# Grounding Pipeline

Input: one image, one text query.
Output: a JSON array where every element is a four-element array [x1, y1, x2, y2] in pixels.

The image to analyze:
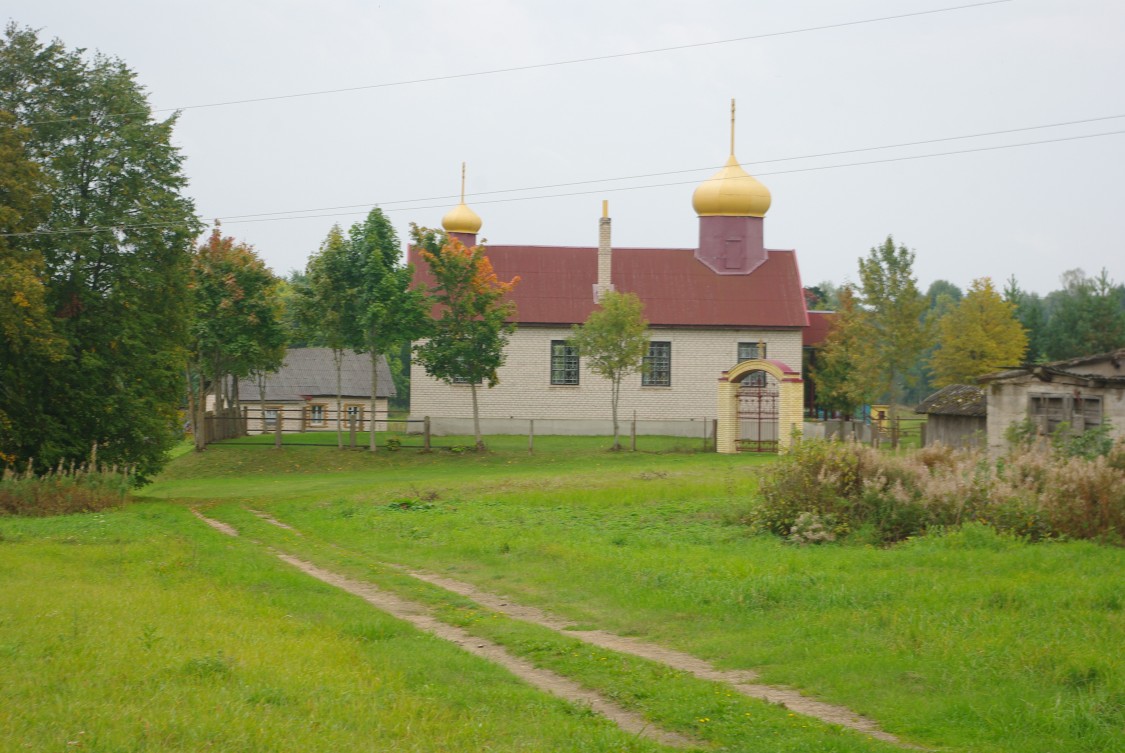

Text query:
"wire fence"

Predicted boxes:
[[806, 416, 929, 449], [202, 407, 928, 453], [200, 408, 718, 453]]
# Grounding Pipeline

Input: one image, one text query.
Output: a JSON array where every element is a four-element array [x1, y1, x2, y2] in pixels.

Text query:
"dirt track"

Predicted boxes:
[[196, 509, 915, 749], [195, 510, 698, 749]]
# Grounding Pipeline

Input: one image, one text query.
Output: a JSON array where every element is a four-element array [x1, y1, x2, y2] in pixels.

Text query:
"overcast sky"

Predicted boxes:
[[7, 0, 1124, 295]]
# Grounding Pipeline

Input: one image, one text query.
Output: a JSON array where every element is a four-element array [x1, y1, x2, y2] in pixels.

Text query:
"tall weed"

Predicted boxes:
[[0, 460, 132, 516], [753, 437, 1125, 544]]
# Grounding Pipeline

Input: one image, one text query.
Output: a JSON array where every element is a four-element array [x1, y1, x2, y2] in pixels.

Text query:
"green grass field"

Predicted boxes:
[[3, 438, 1122, 752]]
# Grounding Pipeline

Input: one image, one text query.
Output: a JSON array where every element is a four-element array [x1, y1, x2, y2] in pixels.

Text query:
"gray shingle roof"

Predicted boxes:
[[236, 348, 396, 401], [915, 384, 986, 417]]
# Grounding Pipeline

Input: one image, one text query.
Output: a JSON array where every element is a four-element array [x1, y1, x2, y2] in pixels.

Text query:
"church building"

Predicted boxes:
[[409, 105, 810, 452]]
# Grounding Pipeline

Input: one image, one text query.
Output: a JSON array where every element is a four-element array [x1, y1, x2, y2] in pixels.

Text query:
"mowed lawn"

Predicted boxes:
[[4, 436, 1123, 752]]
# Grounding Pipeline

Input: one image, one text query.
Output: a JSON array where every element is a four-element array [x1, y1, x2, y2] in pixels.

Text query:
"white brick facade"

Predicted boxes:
[[410, 326, 803, 434]]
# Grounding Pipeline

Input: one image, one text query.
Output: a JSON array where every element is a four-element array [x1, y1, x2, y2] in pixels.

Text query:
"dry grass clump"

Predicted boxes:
[[0, 459, 132, 516], [754, 435, 1125, 545]]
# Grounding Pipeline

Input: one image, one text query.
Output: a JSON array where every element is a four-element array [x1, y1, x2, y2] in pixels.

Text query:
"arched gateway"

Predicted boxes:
[[716, 359, 803, 454]]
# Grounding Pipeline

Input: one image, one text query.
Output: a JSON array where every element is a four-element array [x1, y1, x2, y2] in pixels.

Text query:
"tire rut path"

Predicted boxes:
[[193, 510, 699, 750], [227, 509, 919, 748]]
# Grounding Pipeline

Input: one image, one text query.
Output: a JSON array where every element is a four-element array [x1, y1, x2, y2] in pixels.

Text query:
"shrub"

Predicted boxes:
[[752, 436, 1125, 545], [0, 460, 132, 517]]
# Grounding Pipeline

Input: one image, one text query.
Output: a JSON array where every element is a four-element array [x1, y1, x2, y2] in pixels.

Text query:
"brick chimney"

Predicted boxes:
[[593, 200, 614, 302]]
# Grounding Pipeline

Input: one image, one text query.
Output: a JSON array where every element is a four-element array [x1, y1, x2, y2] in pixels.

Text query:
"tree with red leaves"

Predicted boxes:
[[411, 227, 518, 451]]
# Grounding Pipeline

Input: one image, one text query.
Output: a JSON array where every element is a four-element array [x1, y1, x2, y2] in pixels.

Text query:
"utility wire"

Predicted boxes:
[[9, 0, 1015, 128], [5, 124, 1119, 239], [213, 112, 1125, 221]]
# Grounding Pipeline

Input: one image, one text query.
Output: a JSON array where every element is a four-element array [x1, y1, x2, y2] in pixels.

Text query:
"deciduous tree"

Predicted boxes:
[[188, 228, 286, 449], [305, 225, 364, 448], [0, 24, 201, 479], [346, 208, 429, 450], [0, 111, 61, 463], [569, 291, 649, 450], [930, 277, 1027, 386], [412, 227, 518, 451], [856, 236, 929, 421], [812, 285, 871, 417]]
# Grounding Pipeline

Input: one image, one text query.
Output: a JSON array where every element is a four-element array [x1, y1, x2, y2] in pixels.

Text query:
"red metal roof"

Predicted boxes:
[[409, 244, 809, 329], [803, 311, 834, 347]]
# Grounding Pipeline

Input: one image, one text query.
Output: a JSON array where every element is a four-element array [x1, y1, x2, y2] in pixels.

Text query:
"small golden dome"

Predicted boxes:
[[441, 202, 482, 234], [692, 155, 772, 217]]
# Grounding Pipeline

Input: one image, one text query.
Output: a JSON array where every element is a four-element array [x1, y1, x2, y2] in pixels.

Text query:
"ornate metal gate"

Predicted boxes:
[[736, 375, 779, 452]]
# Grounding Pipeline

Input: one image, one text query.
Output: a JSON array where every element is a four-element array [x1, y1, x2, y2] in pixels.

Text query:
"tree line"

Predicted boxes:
[[0, 24, 518, 477], [809, 238, 1125, 417]]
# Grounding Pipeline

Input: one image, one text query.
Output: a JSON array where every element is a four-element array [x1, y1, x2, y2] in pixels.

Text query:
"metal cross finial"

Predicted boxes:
[[460, 162, 466, 203], [730, 98, 736, 155]]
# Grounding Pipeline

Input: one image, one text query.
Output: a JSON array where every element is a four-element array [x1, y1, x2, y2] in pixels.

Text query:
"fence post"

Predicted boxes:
[[349, 415, 357, 449], [423, 416, 431, 452], [711, 419, 718, 452], [891, 418, 900, 450], [631, 410, 637, 452], [528, 419, 534, 454], [701, 416, 707, 452], [920, 422, 927, 448], [274, 411, 283, 449]]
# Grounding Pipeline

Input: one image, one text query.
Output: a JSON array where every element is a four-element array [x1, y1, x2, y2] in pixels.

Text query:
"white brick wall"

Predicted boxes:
[[411, 326, 803, 424]]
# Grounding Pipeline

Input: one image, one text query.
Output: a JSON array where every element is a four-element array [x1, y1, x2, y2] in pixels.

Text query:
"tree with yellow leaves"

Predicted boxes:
[[930, 277, 1028, 387]]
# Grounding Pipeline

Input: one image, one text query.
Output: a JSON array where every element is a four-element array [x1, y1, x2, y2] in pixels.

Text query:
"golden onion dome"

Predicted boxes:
[[441, 202, 482, 234], [691, 154, 772, 217], [442, 161, 483, 234]]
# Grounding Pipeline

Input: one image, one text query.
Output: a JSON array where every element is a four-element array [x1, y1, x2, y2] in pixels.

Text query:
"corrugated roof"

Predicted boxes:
[[915, 384, 986, 416], [235, 347, 396, 401], [410, 245, 808, 328]]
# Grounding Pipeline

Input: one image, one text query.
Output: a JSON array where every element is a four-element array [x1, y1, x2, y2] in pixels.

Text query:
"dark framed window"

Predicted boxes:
[[642, 341, 671, 386], [550, 340, 579, 385], [737, 341, 766, 362], [1029, 393, 1102, 433]]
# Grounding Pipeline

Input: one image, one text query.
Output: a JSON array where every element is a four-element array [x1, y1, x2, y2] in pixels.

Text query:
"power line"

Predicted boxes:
[[5, 124, 1119, 239], [9, 0, 1015, 128], [213, 112, 1125, 221], [221, 128, 1125, 224]]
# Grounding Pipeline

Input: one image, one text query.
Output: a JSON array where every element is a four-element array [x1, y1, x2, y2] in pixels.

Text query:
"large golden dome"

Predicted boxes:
[[691, 154, 772, 218], [441, 202, 482, 234]]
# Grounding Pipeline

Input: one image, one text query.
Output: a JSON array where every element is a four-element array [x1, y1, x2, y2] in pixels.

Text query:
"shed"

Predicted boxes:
[[978, 348, 1125, 452], [915, 384, 986, 448], [236, 347, 396, 434]]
